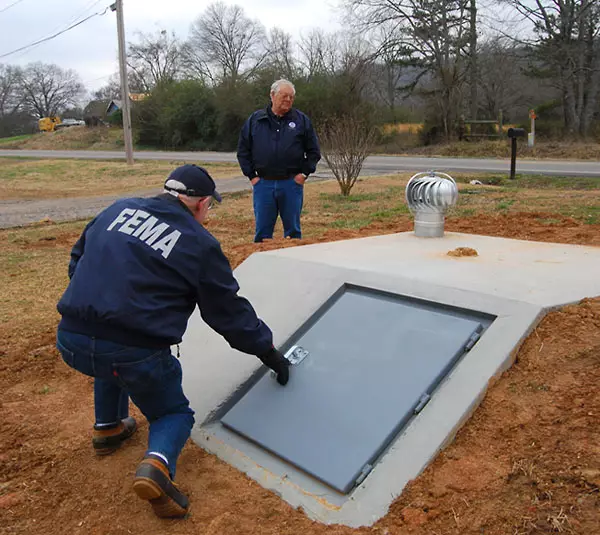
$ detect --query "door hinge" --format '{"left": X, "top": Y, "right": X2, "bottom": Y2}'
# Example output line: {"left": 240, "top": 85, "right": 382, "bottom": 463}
{"left": 464, "top": 330, "right": 482, "bottom": 351}
{"left": 414, "top": 393, "right": 431, "bottom": 414}
{"left": 355, "top": 463, "right": 373, "bottom": 487}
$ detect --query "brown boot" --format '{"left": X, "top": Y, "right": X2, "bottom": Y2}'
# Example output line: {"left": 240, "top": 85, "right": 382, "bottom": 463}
{"left": 92, "top": 417, "right": 137, "bottom": 456}
{"left": 132, "top": 454, "right": 189, "bottom": 518}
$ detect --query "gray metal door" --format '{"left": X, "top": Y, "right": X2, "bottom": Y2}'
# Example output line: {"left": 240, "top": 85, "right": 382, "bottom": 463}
{"left": 221, "top": 287, "right": 483, "bottom": 494}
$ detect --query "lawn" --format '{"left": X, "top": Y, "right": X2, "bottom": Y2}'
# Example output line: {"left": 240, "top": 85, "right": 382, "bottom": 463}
{"left": 1, "top": 171, "right": 599, "bottom": 535}
{"left": 0, "top": 158, "right": 242, "bottom": 200}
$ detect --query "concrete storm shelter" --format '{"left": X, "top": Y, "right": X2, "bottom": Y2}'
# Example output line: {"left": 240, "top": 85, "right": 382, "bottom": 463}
{"left": 178, "top": 179, "right": 600, "bottom": 526}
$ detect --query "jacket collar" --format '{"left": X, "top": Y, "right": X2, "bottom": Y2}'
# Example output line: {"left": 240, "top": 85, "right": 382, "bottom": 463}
{"left": 157, "top": 192, "right": 194, "bottom": 216}
{"left": 257, "top": 105, "right": 296, "bottom": 121}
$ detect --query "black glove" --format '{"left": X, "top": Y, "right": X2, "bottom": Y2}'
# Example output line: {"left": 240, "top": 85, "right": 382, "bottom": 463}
{"left": 258, "top": 347, "right": 290, "bottom": 386}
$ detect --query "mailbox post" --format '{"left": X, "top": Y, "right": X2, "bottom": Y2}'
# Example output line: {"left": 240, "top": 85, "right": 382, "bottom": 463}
{"left": 507, "top": 127, "right": 526, "bottom": 180}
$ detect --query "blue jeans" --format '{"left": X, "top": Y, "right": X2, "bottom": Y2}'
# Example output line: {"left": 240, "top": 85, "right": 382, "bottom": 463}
{"left": 56, "top": 329, "right": 195, "bottom": 478}
{"left": 253, "top": 177, "right": 304, "bottom": 242}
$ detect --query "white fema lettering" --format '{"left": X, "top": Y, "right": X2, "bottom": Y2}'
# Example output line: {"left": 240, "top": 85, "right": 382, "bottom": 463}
{"left": 106, "top": 208, "right": 181, "bottom": 259}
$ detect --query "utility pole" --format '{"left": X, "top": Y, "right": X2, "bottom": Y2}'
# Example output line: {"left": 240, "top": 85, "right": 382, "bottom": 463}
{"left": 111, "top": 0, "right": 134, "bottom": 165}
{"left": 469, "top": 0, "right": 478, "bottom": 121}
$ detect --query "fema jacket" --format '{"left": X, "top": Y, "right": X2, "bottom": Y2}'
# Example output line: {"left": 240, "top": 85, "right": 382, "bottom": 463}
{"left": 237, "top": 106, "right": 321, "bottom": 180}
{"left": 57, "top": 194, "right": 273, "bottom": 354}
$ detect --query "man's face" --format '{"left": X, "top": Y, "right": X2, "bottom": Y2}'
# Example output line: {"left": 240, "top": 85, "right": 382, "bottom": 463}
{"left": 271, "top": 85, "right": 295, "bottom": 115}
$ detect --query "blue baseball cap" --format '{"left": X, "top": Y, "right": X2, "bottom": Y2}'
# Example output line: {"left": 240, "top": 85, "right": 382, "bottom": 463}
{"left": 164, "top": 164, "right": 222, "bottom": 202}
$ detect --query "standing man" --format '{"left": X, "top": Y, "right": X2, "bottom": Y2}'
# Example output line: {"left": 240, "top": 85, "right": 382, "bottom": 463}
{"left": 55, "top": 164, "right": 290, "bottom": 519}
{"left": 237, "top": 79, "right": 321, "bottom": 242}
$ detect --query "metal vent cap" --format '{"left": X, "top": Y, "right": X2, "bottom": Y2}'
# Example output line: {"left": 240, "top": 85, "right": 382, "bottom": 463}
{"left": 405, "top": 171, "right": 458, "bottom": 238}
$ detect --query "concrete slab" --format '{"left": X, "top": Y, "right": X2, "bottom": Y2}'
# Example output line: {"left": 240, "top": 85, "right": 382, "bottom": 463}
{"left": 178, "top": 232, "right": 600, "bottom": 527}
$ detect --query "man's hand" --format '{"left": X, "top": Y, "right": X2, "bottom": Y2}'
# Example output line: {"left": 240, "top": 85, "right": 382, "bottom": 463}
{"left": 250, "top": 177, "right": 260, "bottom": 186}
{"left": 258, "top": 347, "right": 290, "bottom": 385}
{"left": 293, "top": 173, "right": 306, "bottom": 185}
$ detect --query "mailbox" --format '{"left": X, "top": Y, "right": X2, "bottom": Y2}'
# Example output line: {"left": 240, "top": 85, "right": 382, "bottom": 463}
{"left": 507, "top": 127, "right": 526, "bottom": 138}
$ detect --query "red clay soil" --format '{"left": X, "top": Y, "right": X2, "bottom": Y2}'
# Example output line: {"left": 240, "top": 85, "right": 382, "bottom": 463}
{"left": 1, "top": 214, "right": 599, "bottom": 535}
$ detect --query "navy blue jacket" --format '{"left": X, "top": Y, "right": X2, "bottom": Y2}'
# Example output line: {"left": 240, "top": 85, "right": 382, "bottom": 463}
{"left": 57, "top": 194, "right": 273, "bottom": 354}
{"left": 237, "top": 106, "right": 321, "bottom": 179}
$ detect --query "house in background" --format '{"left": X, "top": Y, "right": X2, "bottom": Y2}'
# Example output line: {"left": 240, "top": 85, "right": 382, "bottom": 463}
{"left": 84, "top": 93, "right": 148, "bottom": 126}
{"left": 83, "top": 99, "right": 110, "bottom": 126}
{"left": 106, "top": 99, "right": 122, "bottom": 117}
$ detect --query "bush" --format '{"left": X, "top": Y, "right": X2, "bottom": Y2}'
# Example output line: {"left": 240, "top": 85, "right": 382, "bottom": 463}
{"left": 134, "top": 81, "right": 218, "bottom": 149}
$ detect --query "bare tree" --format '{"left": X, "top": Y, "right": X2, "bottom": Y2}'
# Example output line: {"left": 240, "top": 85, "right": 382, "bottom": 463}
{"left": 0, "top": 64, "right": 22, "bottom": 117}
{"left": 367, "top": 25, "right": 412, "bottom": 115}
{"left": 266, "top": 28, "right": 298, "bottom": 79}
{"left": 92, "top": 73, "right": 121, "bottom": 100}
{"left": 18, "top": 62, "right": 85, "bottom": 118}
{"left": 320, "top": 116, "right": 377, "bottom": 196}
{"left": 344, "top": 0, "right": 473, "bottom": 137}
{"left": 188, "top": 2, "right": 266, "bottom": 83}
{"left": 127, "top": 30, "right": 186, "bottom": 91}
{"left": 298, "top": 29, "right": 341, "bottom": 78}
{"left": 500, "top": 0, "right": 600, "bottom": 137}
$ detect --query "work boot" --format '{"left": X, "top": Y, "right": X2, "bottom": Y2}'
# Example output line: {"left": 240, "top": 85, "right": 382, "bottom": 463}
{"left": 92, "top": 416, "right": 137, "bottom": 456}
{"left": 132, "top": 454, "right": 189, "bottom": 518}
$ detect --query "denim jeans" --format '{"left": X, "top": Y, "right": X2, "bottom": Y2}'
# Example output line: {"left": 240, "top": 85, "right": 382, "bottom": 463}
{"left": 56, "top": 329, "right": 195, "bottom": 478}
{"left": 253, "top": 177, "right": 304, "bottom": 242}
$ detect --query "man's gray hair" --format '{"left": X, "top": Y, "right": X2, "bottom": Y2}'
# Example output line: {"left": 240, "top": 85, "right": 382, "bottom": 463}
{"left": 270, "top": 79, "right": 295, "bottom": 96}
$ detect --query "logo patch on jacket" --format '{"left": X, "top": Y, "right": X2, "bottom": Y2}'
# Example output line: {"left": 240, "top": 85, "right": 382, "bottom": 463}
{"left": 106, "top": 208, "right": 181, "bottom": 259}
{"left": 288, "top": 121, "right": 296, "bottom": 129}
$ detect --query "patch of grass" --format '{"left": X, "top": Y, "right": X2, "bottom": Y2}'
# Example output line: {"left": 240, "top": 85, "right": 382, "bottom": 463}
{"left": 330, "top": 218, "right": 373, "bottom": 229}
{"left": 223, "top": 190, "right": 251, "bottom": 201}
{"left": 318, "top": 192, "right": 379, "bottom": 203}
{"left": 493, "top": 175, "right": 599, "bottom": 190}
{"left": 537, "top": 217, "right": 564, "bottom": 225}
{"left": 496, "top": 199, "right": 516, "bottom": 211}
{"left": 460, "top": 188, "right": 486, "bottom": 195}
{"left": 400, "top": 139, "right": 600, "bottom": 161}
{"left": 371, "top": 205, "right": 410, "bottom": 219}
{"left": 0, "top": 134, "right": 33, "bottom": 145}
{"left": 560, "top": 205, "right": 600, "bottom": 224}
{"left": 452, "top": 208, "right": 476, "bottom": 217}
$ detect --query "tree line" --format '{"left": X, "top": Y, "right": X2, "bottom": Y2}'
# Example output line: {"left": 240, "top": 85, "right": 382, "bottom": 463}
{"left": 1, "top": 0, "right": 598, "bottom": 145}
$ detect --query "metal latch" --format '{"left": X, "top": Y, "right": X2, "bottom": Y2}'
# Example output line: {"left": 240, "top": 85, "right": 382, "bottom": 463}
{"left": 284, "top": 345, "right": 309, "bottom": 366}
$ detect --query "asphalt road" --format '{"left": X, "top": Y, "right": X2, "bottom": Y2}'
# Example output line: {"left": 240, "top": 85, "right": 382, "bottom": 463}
{"left": 0, "top": 173, "right": 343, "bottom": 229}
{"left": 1, "top": 149, "right": 599, "bottom": 177}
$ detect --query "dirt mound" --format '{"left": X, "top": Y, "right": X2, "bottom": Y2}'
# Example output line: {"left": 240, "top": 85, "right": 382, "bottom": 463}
{"left": 3, "top": 127, "right": 123, "bottom": 150}
{"left": 447, "top": 247, "right": 478, "bottom": 257}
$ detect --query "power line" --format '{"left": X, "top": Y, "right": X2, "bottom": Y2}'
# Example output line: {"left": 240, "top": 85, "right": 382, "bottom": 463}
{"left": 61, "top": 0, "right": 105, "bottom": 30}
{"left": 10, "top": 0, "right": 107, "bottom": 61}
{"left": 0, "top": 0, "right": 25, "bottom": 15}
{"left": 0, "top": 6, "right": 110, "bottom": 59}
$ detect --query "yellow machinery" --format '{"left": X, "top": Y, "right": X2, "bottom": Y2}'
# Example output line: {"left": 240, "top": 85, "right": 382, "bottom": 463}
{"left": 38, "top": 116, "right": 61, "bottom": 132}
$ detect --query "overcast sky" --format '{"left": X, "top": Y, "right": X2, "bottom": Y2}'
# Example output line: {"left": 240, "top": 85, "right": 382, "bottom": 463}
{"left": 0, "top": 0, "right": 341, "bottom": 93}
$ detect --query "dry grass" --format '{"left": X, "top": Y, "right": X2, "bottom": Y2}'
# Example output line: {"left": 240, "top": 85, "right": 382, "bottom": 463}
{"left": 404, "top": 139, "right": 600, "bottom": 160}
{"left": 0, "top": 158, "right": 242, "bottom": 200}
{"left": 0, "top": 126, "right": 123, "bottom": 150}
{"left": 381, "top": 123, "right": 423, "bottom": 135}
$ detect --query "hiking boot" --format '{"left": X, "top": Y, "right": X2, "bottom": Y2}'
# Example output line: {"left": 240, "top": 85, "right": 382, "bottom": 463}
{"left": 132, "top": 454, "right": 189, "bottom": 518}
{"left": 92, "top": 416, "right": 137, "bottom": 456}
